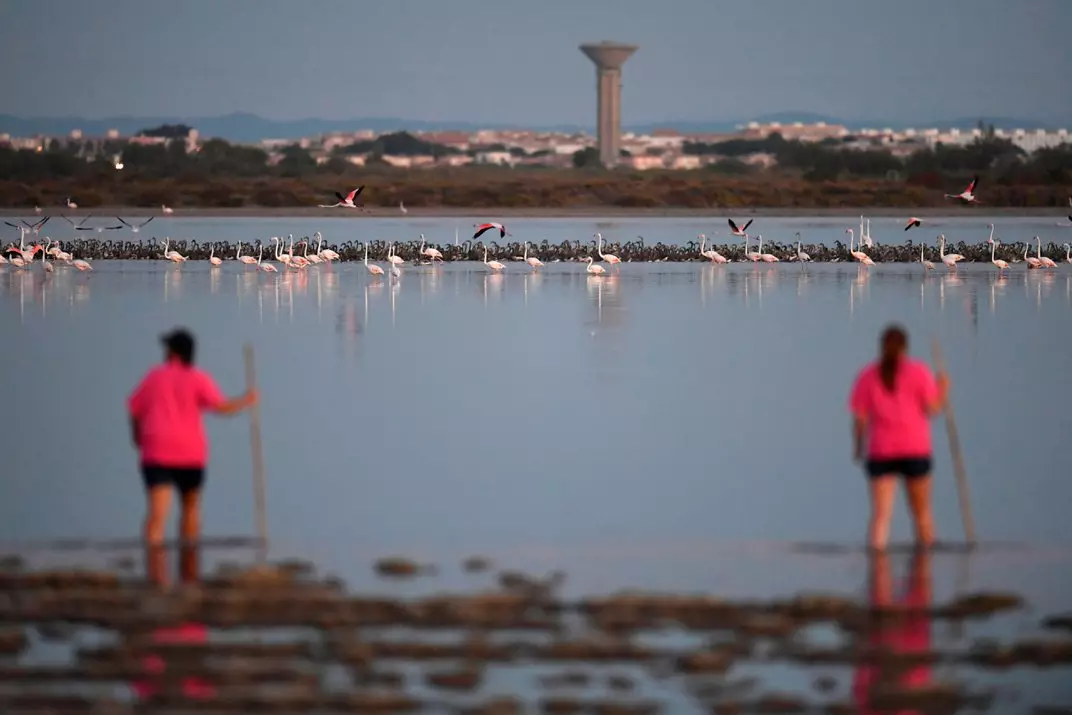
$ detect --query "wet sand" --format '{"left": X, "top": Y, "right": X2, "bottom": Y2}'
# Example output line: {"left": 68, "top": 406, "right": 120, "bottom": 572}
{"left": 0, "top": 205, "right": 1067, "bottom": 219}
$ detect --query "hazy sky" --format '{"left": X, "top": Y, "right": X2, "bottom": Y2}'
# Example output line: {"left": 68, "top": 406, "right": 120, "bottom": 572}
{"left": 2, "top": 0, "right": 1069, "bottom": 124}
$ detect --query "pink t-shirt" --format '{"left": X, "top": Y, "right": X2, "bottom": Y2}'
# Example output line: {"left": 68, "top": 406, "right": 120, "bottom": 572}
{"left": 128, "top": 360, "right": 226, "bottom": 467}
{"left": 848, "top": 358, "right": 938, "bottom": 459}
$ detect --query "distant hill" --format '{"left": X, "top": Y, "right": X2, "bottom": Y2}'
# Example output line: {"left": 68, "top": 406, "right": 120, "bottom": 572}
{"left": 0, "top": 111, "right": 1063, "bottom": 143}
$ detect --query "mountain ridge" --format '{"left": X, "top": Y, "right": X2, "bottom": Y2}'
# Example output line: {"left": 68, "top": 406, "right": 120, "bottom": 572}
{"left": 0, "top": 111, "right": 1062, "bottom": 144}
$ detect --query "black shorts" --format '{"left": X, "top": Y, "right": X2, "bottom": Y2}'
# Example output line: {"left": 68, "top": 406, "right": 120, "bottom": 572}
{"left": 142, "top": 465, "right": 205, "bottom": 494}
{"left": 865, "top": 457, "right": 932, "bottom": 480}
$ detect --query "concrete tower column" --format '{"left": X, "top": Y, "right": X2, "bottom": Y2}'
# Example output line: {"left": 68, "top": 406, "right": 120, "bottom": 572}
{"left": 580, "top": 42, "right": 638, "bottom": 168}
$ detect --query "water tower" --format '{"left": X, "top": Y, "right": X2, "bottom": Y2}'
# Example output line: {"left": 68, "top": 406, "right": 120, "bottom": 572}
{"left": 579, "top": 41, "right": 638, "bottom": 167}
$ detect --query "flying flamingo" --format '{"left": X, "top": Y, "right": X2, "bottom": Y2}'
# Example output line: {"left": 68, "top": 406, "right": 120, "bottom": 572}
{"left": 483, "top": 245, "right": 505, "bottom": 272}
{"left": 256, "top": 245, "right": 277, "bottom": 272}
{"left": 419, "top": 234, "right": 443, "bottom": 262}
{"left": 938, "top": 235, "right": 964, "bottom": 269}
{"left": 595, "top": 233, "right": 621, "bottom": 271}
{"left": 208, "top": 246, "right": 222, "bottom": 266}
{"left": 363, "top": 242, "right": 384, "bottom": 277}
{"left": 945, "top": 176, "right": 979, "bottom": 203}
{"left": 319, "top": 187, "right": 366, "bottom": 209}
{"left": 1036, "top": 236, "right": 1057, "bottom": 268}
{"left": 727, "top": 218, "right": 753, "bottom": 237}
{"left": 523, "top": 242, "right": 543, "bottom": 270}
{"left": 757, "top": 235, "right": 779, "bottom": 263}
{"left": 794, "top": 233, "right": 811, "bottom": 266}
{"left": 4, "top": 216, "right": 50, "bottom": 234}
{"left": 473, "top": 222, "right": 508, "bottom": 240}
{"left": 584, "top": 256, "right": 606, "bottom": 275}
{"left": 161, "top": 205, "right": 174, "bottom": 215}
{"left": 236, "top": 244, "right": 258, "bottom": 265}
{"left": 989, "top": 239, "right": 1008, "bottom": 272}
{"left": 904, "top": 217, "right": 922, "bottom": 231}
{"left": 743, "top": 233, "right": 762, "bottom": 262}
{"left": 117, "top": 216, "right": 154, "bottom": 233}
{"left": 699, "top": 234, "right": 727, "bottom": 263}
{"left": 919, "top": 244, "right": 934, "bottom": 270}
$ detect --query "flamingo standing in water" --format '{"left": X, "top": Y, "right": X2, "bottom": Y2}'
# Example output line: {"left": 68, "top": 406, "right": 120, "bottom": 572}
{"left": 483, "top": 245, "right": 505, "bottom": 273}
{"left": 919, "top": 244, "right": 934, "bottom": 270}
{"left": 271, "top": 237, "right": 290, "bottom": 268}
{"left": 256, "top": 245, "right": 277, "bottom": 272}
{"left": 387, "top": 243, "right": 405, "bottom": 269}
{"left": 1023, "top": 242, "right": 1042, "bottom": 269}
{"left": 938, "top": 235, "right": 963, "bottom": 269}
{"left": 161, "top": 204, "right": 174, "bottom": 215}
{"left": 302, "top": 241, "right": 322, "bottom": 264}
{"left": 1064, "top": 243, "right": 1071, "bottom": 264}
{"left": 66, "top": 197, "right": 78, "bottom": 209}
{"left": 161, "top": 238, "right": 187, "bottom": 262}
{"left": 699, "top": 234, "right": 728, "bottom": 263}
{"left": 595, "top": 233, "right": 621, "bottom": 271}
{"left": 70, "top": 248, "right": 92, "bottom": 271}
{"left": 584, "top": 256, "right": 606, "bottom": 275}
{"left": 989, "top": 239, "right": 1008, "bottom": 272}
{"left": 1036, "top": 237, "right": 1057, "bottom": 268}
{"left": 523, "top": 242, "right": 543, "bottom": 271}
{"left": 757, "top": 235, "right": 779, "bottom": 263}
{"left": 286, "top": 236, "right": 309, "bottom": 269}
{"left": 846, "top": 229, "right": 873, "bottom": 265}
{"left": 315, "top": 232, "right": 339, "bottom": 261}
{"left": 208, "top": 246, "right": 222, "bottom": 266}
{"left": 363, "top": 242, "right": 384, "bottom": 277}
{"left": 41, "top": 241, "right": 53, "bottom": 273}
{"left": 944, "top": 176, "right": 979, "bottom": 204}
{"left": 794, "top": 233, "right": 811, "bottom": 266}
{"left": 743, "top": 233, "right": 762, "bottom": 262}
{"left": 236, "top": 244, "right": 258, "bottom": 266}
{"left": 419, "top": 234, "right": 443, "bottom": 262}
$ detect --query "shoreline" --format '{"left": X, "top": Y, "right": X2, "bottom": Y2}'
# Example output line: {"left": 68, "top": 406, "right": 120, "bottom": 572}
{"left": 1, "top": 205, "right": 1067, "bottom": 219}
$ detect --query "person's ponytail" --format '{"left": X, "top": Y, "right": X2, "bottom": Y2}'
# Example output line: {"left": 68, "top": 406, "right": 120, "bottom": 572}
{"left": 879, "top": 325, "right": 907, "bottom": 392}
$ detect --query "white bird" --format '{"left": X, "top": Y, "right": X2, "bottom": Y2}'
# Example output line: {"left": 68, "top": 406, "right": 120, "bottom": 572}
{"left": 919, "top": 244, "right": 934, "bottom": 270}
{"left": 523, "top": 242, "right": 543, "bottom": 270}
{"left": 794, "top": 233, "right": 811, "bottom": 266}
{"left": 161, "top": 204, "right": 174, "bottom": 215}
{"left": 117, "top": 216, "right": 154, "bottom": 233}
{"left": 208, "top": 246, "right": 222, "bottom": 266}
{"left": 419, "top": 234, "right": 443, "bottom": 262}
{"left": 364, "top": 242, "right": 384, "bottom": 276}
{"left": 584, "top": 256, "right": 606, "bottom": 275}
{"left": 66, "top": 197, "right": 78, "bottom": 209}
{"left": 399, "top": 201, "right": 408, "bottom": 214}
{"left": 859, "top": 216, "right": 873, "bottom": 249}
{"left": 387, "top": 242, "right": 405, "bottom": 267}
{"left": 41, "top": 241, "right": 54, "bottom": 273}
{"left": 256, "top": 245, "right": 277, "bottom": 272}
{"left": 944, "top": 176, "right": 979, "bottom": 204}
{"left": 483, "top": 245, "right": 505, "bottom": 272}
{"left": 1036, "top": 236, "right": 1057, "bottom": 268}
{"left": 1064, "top": 242, "right": 1071, "bottom": 264}
{"left": 595, "top": 233, "right": 621, "bottom": 271}
{"left": 989, "top": 239, "right": 1008, "bottom": 272}
{"left": 938, "top": 235, "right": 963, "bottom": 269}
{"left": 320, "top": 186, "right": 366, "bottom": 209}
{"left": 160, "top": 238, "right": 187, "bottom": 262}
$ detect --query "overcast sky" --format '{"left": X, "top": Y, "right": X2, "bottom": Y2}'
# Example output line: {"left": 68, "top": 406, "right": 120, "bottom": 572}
{"left": 1, "top": 0, "right": 1069, "bottom": 124}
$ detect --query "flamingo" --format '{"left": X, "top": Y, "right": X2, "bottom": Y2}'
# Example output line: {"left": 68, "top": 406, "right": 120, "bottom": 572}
{"left": 302, "top": 241, "right": 323, "bottom": 264}
{"left": 483, "top": 245, "right": 505, "bottom": 273}
{"left": 699, "top": 234, "right": 727, "bottom": 263}
{"left": 319, "top": 186, "right": 366, "bottom": 209}
{"left": 50, "top": 242, "right": 72, "bottom": 262}
{"left": 271, "top": 237, "right": 290, "bottom": 267}
{"left": 161, "top": 204, "right": 174, "bottom": 215}
{"left": 1023, "top": 242, "right": 1042, "bottom": 269}
{"left": 584, "top": 256, "right": 606, "bottom": 275}
{"left": 989, "top": 239, "right": 1008, "bottom": 272}
{"left": 70, "top": 248, "right": 92, "bottom": 271}
{"left": 1036, "top": 237, "right": 1057, "bottom": 268}
{"left": 399, "top": 201, "right": 407, "bottom": 214}
{"left": 419, "top": 234, "right": 443, "bottom": 262}
{"left": 846, "top": 229, "right": 873, "bottom": 265}
{"left": 595, "top": 233, "right": 621, "bottom": 271}
{"left": 727, "top": 218, "right": 753, "bottom": 237}
{"left": 286, "top": 236, "right": 308, "bottom": 269}
{"left": 62, "top": 214, "right": 93, "bottom": 231}
{"left": 315, "top": 232, "right": 339, "bottom": 261}
{"left": 117, "top": 216, "right": 154, "bottom": 233}
{"left": 904, "top": 217, "right": 922, "bottom": 231}
{"left": 363, "top": 242, "right": 384, "bottom": 276}
{"left": 859, "top": 216, "right": 873, "bottom": 249}
{"left": 41, "top": 242, "right": 53, "bottom": 273}
{"left": 256, "top": 245, "right": 277, "bottom": 272}
{"left": 523, "top": 242, "right": 543, "bottom": 270}
{"left": 938, "top": 235, "right": 963, "bottom": 269}
{"left": 794, "top": 233, "right": 811, "bottom": 266}
{"left": 208, "top": 246, "right": 222, "bottom": 266}
{"left": 34, "top": 206, "right": 41, "bottom": 215}
{"left": 4, "top": 216, "right": 50, "bottom": 234}
{"left": 236, "top": 244, "right": 258, "bottom": 265}
{"left": 1064, "top": 243, "right": 1071, "bottom": 264}
{"left": 944, "top": 175, "right": 979, "bottom": 203}
{"left": 473, "top": 222, "right": 509, "bottom": 240}
{"left": 919, "top": 244, "right": 934, "bottom": 270}
{"left": 160, "top": 238, "right": 187, "bottom": 262}
{"left": 758, "top": 235, "right": 779, "bottom": 263}
{"left": 387, "top": 243, "right": 405, "bottom": 267}
{"left": 66, "top": 197, "right": 78, "bottom": 209}
{"left": 743, "top": 233, "right": 762, "bottom": 262}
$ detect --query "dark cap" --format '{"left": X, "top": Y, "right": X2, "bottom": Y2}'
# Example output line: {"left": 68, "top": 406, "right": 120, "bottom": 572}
{"left": 161, "top": 327, "right": 195, "bottom": 364}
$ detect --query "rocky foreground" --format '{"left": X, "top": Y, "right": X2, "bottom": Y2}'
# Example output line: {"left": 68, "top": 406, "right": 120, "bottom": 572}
{"left": 0, "top": 555, "right": 1070, "bottom": 714}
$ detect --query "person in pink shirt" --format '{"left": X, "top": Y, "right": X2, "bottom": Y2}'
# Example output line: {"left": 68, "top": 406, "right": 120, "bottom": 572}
{"left": 849, "top": 325, "right": 948, "bottom": 551}
{"left": 128, "top": 328, "right": 257, "bottom": 584}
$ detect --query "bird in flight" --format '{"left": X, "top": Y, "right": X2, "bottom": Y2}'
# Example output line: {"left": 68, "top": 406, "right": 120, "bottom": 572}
{"left": 904, "top": 217, "right": 922, "bottom": 231}
{"left": 944, "top": 176, "right": 979, "bottom": 204}
{"left": 117, "top": 216, "right": 155, "bottom": 233}
{"left": 320, "top": 186, "right": 367, "bottom": 209}
{"left": 473, "top": 222, "right": 509, "bottom": 239}
{"left": 727, "top": 218, "right": 753, "bottom": 236}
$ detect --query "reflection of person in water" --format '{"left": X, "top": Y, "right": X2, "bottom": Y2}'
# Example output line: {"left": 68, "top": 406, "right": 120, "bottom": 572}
{"left": 852, "top": 550, "right": 933, "bottom": 714}
{"left": 132, "top": 543, "right": 215, "bottom": 701}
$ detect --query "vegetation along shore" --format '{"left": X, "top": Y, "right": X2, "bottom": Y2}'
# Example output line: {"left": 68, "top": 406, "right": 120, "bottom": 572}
{"left": 1, "top": 129, "right": 1069, "bottom": 211}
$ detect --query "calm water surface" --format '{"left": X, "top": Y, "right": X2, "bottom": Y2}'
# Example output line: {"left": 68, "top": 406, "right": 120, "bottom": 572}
{"left": 3, "top": 216, "right": 1071, "bottom": 708}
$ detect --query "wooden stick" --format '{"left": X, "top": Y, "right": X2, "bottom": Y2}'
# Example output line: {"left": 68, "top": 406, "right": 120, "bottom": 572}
{"left": 243, "top": 343, "right": 268, "bottom": 563}
{"left": 931, "top": 337, "right": 976, "bottom": 548}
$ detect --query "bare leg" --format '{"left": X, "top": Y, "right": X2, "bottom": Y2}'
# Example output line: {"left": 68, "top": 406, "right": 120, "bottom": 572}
{"left": 867, "top": 476, "right": 897, "bottom": 551}
{"left": 144, "top": 486, "right": 172, "bottom": 587}
{"left": 904, "top": 476, "right": 935, "bottom": 549}
{"left": 178, "top": 489, "right": 202, "bottom": 583}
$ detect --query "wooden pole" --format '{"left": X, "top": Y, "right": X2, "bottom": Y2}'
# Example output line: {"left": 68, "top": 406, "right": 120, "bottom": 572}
{"left": 243, "top": 343, "right": 268, "bottom": 563}
{"left": 931, "top": 337, "right": 976, "bottom": 548}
